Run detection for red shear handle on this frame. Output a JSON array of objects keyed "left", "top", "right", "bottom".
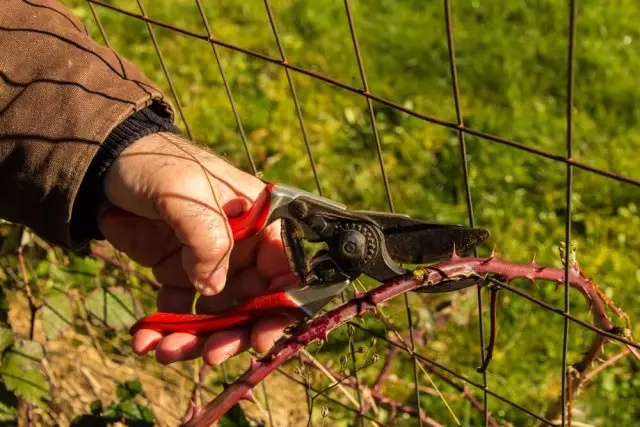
[
  {"left": 129, "top": 290, "right": 306, "bottom": 336},
  {"left": 228, "top": 182, "right": 276, "bottom": 240}
]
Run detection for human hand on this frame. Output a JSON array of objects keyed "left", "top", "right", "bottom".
[{"left": 98, "top": 132, "right": 297, "bottom": 365}]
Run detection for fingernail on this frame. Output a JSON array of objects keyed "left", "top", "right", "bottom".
[
  {"left": 209, "top": 268, "right": 228, "bottom": 291},
  {"left": 194, "top": 280, "right": 212, "bottom": 296},
  {"left": 207, "top": 350, "right": 233, "bottom": 367},
  {"left": 156, "top": 352, "right": 175, "bottom": 365},
  {"left": 136, "top": 336, "right": 161, "bottom": 354},
  {"left": 218, "top": 352, "right": 234, "bottom": 365},
  {"left": 196, "top": 269, "right": 227, "bottom": 296}
]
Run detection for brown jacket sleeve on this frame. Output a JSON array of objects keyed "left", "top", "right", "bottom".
[{"left": 0, "top": 0, "right": 174, "bottom": 247}]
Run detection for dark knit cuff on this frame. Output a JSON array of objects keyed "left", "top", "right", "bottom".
[{"left": 70, "top": 103, "right": 180, "bottom": 244}]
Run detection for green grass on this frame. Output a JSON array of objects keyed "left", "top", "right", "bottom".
[{"left": 45, "top": 0, "right": 640, "bottom": 425}]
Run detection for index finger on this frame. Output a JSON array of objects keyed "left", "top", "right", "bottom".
[{"left": 154, "top": 176, "right": 233, "bottom": 296}]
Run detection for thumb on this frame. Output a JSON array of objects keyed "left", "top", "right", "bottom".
[{"left": 154, "top": 178, "right": 234, "bottom": 296}]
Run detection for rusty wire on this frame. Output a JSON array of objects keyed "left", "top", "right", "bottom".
[
  {"left": 561, "top": 2, "right": 579, "bottom": 425},
  {"left": 441, "top": 0, "right": 489, "bottom": 424},
  {"left": 84, "top": 1, "right": 637, "bottom": 426},
  {"left": 87, "top": 0, "right": 640, "bottom": 189}
]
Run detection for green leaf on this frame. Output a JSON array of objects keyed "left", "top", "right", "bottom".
[
  {"left": 35, "top": 260, "right": 49, "bottom": 277},
  {"left": 0, "top": 225, "right": 23, "bottom": 257},
  {"left": 64, "top": 254, "right": 104, "bottom": 288},
  {"left": 42, "top": 289, "right": 73, "bottom": 340},
  {"left": 102, "top": 403, "right": 121, "bottom": 422},
  {"left": 120, "top": 401, "right": 155, "bottom": 426},
  {"left": 85, "top": 287, "right": 138, "bottom": 330},
  {"left": 1, "top": 363, "right": 50, "bottom": 406},
  {"left": 90, "top": 399, "right": 103, "bottom": 415},
  {"left": 6, "top": 340, "right": 44, "bottom": 364},
  {"left": 220, "top": 403, "right": 252, "bottom": 427},
  {"left": 0, "top": 288, "right": 9, "bottom": 324},
  {"left": 70, "top": 414, "right": 107, "bottom": 427},
  {"left": 69, "top": 254, "right": 103, "bottom": 276},
  {"left": 47, "top": 263, "right": 69, "bottom": 284},
  {"left": 0, "top": 382, "right": 18, "bottom": 423},
  {"left": 116, "top": 380, "right": 142, "bottom": 402},
  {"left": 0, "top": 400, "right": 17, "bottom": 423},
  {"left": 0, "top": 327, "right": 13, "bottom": 354},
  {"left": 0, "top": 340, "right": 49, "bottom": 406}
]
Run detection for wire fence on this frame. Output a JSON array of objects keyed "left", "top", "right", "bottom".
[{"left": 82, "top": 1, "right": 640, "bottom": 426}]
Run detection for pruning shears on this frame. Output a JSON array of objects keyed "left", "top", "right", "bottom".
[{"left": 130, "top": 183, "right": 489, "bottom": 336}]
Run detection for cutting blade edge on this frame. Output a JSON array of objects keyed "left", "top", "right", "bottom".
[
  {"left": 286, "top": 280, "right": 351, "bottom": 316},
  {"left": 383, "top": 225, "right": 489, "bottom": 264}
]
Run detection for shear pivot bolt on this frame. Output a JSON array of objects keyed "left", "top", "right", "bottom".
[
  {"left": 343, "top": 241, "right": 356, "bottom": 254},
  {"left": 338, "top": 231, "right": 366, "bottom": 263}
]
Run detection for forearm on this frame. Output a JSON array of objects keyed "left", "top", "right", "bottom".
[{"left": 0, "top": 0, "right": 173, "bottom": 247}]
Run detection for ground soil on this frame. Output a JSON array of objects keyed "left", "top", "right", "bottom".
[{"left": 8, "top": 293, "right": 309, "bottom": 426}]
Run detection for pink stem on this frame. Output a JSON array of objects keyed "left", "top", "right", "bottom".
[
  {"left": 369, "top": 388, "right": 442, "bottom": 427},
  {"left": 181, "top": 365, "right": 210, "bottom": 424},
  {"left": 543, "top": 329, "right": 635, "bottom": 422},
  {"left": 181, "top": 255, "right": 629, "bottom": 426},
  {"left": 17, "top": 246, "right": 36, "bottom": 427},
  {"left": 581, "top": 348, "right": 631, "bottom": 385},
  {"left": 372, "top": 346, "right": 400, "bottom": 390}
]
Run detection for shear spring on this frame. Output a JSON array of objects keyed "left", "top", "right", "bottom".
[{"left": 281, "top": 218, "right": 309, "bottom": 285}]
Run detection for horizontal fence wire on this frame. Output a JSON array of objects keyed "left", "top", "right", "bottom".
[
  {"left": 340, "top": 2, "right": 421, "bottom": 426},
  {"left": 493, "top": 278, "right": 640, "bottom": 351},
  {"left": 85, "top": 1, "right": 640, "bottom": 426},
  {"left": 87, "top": 0, "right": 640, "bottom": 189}
]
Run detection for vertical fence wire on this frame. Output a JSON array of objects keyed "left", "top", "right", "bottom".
[
  {"left": 441, "top": 2, "right": 488, "bottom": 425},
  {"left": 134, "top": 0, "right": 193, "bottom": 140},
  {"left": 298, "top": 353, "right": 313, "bottom": 426},
  {"left": 261, "top": 2, "right": 322, "bottom": 416},
  {"left": 561, "top": 1, "right": 578, "bottom": 425},
  {"left": 85, "top": 2, "right": 136, "bottom": 90},
  {"left": 342, "top": 0, "right": 420, "bottom": 423},
  {"left": 342, "top": 0, "right": 395, "bottom": 212},
  {"left": 342, "top": 1, "right": 422, "bottom": 425},
  {"left": 192, "top": 0, "right": 272, "bottom": 421},
  {"left": 347, "top": 330, "right": 364, "bottom": 425},
  {"left": 263, "top": 0, "right": 323, "bottom": 195},
  {"left": 194, "top": 0, "right": 257, "bottom": 175},
  {"left": 86, "top": 1, "right": 110, "bottom": 47}
]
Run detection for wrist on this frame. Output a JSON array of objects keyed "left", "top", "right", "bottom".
[{"left": 70, "top": 105, "right": 180, "bottom": 245}]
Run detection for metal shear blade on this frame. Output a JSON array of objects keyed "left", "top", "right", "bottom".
[
  {"left": 361, "top": 212, "right": 490, "bottom": 264},
  {"left": 286, "top": 280, "right": 351, "bottom": 316}
]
